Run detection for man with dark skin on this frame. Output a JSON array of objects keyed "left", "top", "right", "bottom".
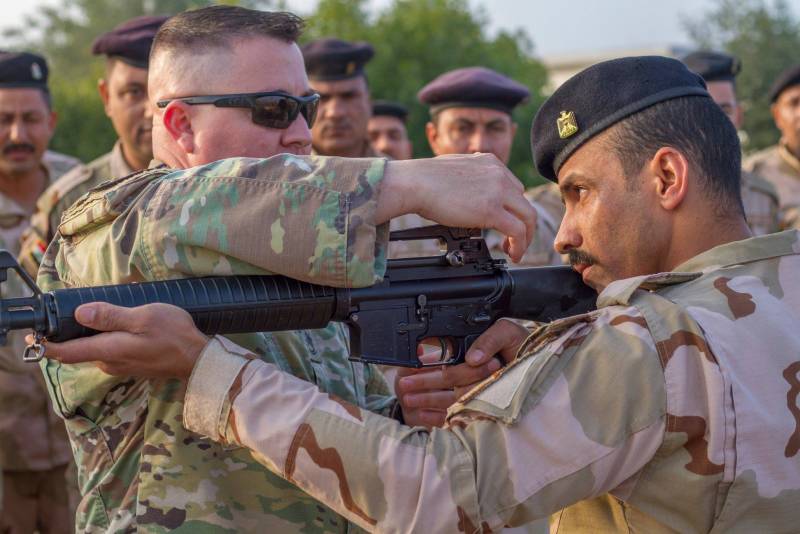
[
  {"left": 37, "top": 56, "right": 800, "bottom": 532},
  {"left": 302, "top": 38, "right": 380, "bottom": 157},
  {"left": 19, "top": 15, "right": 168, "bottom": 277},
  {"left": 744, "top": 63, "right": 800, "bottom": 230},
  {"left": 367, "top": 100, "right": 412, "bottom": 160}
]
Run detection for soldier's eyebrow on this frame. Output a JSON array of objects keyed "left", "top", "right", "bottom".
[{"left": 558, "top": 171, "right": 591, "bottom": 194}]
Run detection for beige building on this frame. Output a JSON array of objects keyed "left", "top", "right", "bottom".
[{"left": 541, "top": 45, "right": 689, "bottom": 92}]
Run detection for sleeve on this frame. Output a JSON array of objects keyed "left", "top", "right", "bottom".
[
  {"left": 183, "top": 306, "right": 668, "bottom": 532},
  {"left": 138, "top": 155, "right": 390, "bottom": 287}
]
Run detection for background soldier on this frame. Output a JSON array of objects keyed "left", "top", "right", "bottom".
[
  {"left": 744, "top": 63, "right": 800, "bottom": 229},
  {"left": 19, "top": 15, "right": 168, "bottom": 277},
  {"left": 368, "top": 100, "right": 412, "bottom": 160},
  {"left": 302, "top": 38, "right": 381, "bottom": 157},
  {"left": 0, "top": 50, "right": 78, "bottom": 534},
  {"left": 392, "top": 66, "right": 562, "bottom": 267},
  {"left": 683, "top": 50, "right": 781, "bottom": 235}
]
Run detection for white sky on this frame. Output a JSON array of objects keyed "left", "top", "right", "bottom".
[{"left": 2, "top": 0, "right": 800, "bottom": 58}]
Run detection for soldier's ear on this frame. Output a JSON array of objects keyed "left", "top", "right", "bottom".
[
  {"left": 98, "top": 78, "right": 111, "bottom": 116},
  {"left": 425, "top": 121, "right": 439, "bottom": 153},
  {"left": 162, "top": 101, "right": 196, "bottom": 154},
  {"left": 648, "top": 146, "right": 689, "bottom": 212}
]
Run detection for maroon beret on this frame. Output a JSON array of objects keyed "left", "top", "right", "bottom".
[
  {"left": 302, "top": 38, "right": 374, "bottom": 82},
  {"left": 418, "top": 67, "right": 530, "bottom": 115},
  {"left": 92, "top": 15, "right": 170, "bottom": 69},
  {"left": 0, "top": 51, "right": 48, "bottom": 89}
]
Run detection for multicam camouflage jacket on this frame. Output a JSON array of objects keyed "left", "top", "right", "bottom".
[
  {"left": 20, "top": 141, "right": 134, "bottom": 278},
  {"left": 184, "top": 230, "right": 800, "bottom": 533},
  {"left": 37, "top": 155, "right": 399, "bottom": 532},
  {"left": 744, "top": 143, "right": 800, "bottom": 230}
]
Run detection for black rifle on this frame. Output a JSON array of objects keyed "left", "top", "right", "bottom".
[{"left": 0, "top": 225, "right": 596, "bottom": 367}]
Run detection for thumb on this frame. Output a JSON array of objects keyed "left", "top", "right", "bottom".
[{"left": 75, "top": 302, "right": 136, "bottom": 333}]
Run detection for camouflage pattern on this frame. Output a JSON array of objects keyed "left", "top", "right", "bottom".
[
  {"left": 37, "top": 155, "right": 399, "bottom": 532},
  {"left": 740, "top": 170, "right": 781, "bottom": 236},
  {"left": 0, "top": 149, "right": 78, "bottom": 531},
  {"left": 0, "top": 149, "right": 77, "bottom": 472},
  {"left": 20, "top": 141, "right": 133, "bottom": 278},
  {"left": 390, "top": 183, "right": 564, "bottom": 266},
  {"left": 744, "top": 144, "right": 800, "bottom": 230},
  {"left": 185, "top": 230, "right": 800, "bottom": 532},
  {"left": 311, "top": 141, "right": 382, "bottom": 159}
]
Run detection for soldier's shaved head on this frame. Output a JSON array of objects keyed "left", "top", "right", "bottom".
[{"left": 148, "top": 5, "right": 313, "bottom": 169}]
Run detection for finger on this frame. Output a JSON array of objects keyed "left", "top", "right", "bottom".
[
  {"left": 44, "top": 332, "right": 127, "bottom": 365},
  {"left": 491, "top": 212, "right": 527, "bottom": 262},
  {"left": 504, "top": 194, "right": 537, "bottom": 255},
  {"left": 466, "top": 320, "right": 528, "bottom": 366},
  {"left": 397, "top": 369, "right": 446, "bottom": 392},
  {"left": 402, "top": 390, "right": 456, "bottom": 410},
  {"left": 74, "top": 302, "right": 141, "bottom": 333},
  {"left": 440, "top": 357, "right": 502, "bottom": 388}
]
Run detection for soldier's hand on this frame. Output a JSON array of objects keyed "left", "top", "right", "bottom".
[
  {"left": 28, "top": 302, "right": 208, "bottom": 379},
  {"left": 379, "top": 153, "right": 537, "bottom": 262},
  {"left": 396, "top": 343, "right": 503, "bottom": 428},
  {"left": 465, "top": 318, "right": 531, "bottom": 370}
]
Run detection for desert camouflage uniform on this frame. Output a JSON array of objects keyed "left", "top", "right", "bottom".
[
  {"left": 390, "top": 184, "right": 564, "bottom": 266},
  {"left": 0, "top": 150, "right": 79, "bottom": 532},
  {"left": 740, "top": 170, "right": 780, "bottom": 236},
  {"left": 744, "top": 143, "right": 800, "bottom": 230},
  {"left": 19, "top": 141, "right": 134, "bottom": 278},
  {"left": 37, "top": 155, "right": 398, "bottom": 532},
  {"left": 184, "top": 230, "right": 800, "bottom": 532}
]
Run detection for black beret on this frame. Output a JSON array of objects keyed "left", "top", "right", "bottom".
[
  {"left": 372, "top": 100, "right": 408, "bottom": 122},
  {"left": 0, "top": 51, "right": 48, "bottom": 89},
  {"left": 302, "top": 38, "right": 374, "bottom": 81},
  {"left": 92, "top": 15, "right": 170, "bottom": 69},
  {"left": 418, "top": 67, "right": 529, "bottom": 114},
  {"left": 768, "top": 63, "right": 800, "bottom": 103},
  {"left": 682, "top": 50, "right": 740, "bottom": 82},
  {"left": 531, "top": 56, "right": 710, "bottom": 182}
]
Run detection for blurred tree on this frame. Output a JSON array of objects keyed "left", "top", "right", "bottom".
[
  {"left": 301, "top": 0, "right": 547, "bottom": 185},
  {"left": 2, "top": 0, "right": 277, "bottom": 161},
  {"left": 684, "top": 0, "right": 800, "bottom": 152}
]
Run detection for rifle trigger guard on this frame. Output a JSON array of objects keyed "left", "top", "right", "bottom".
[{"left": 23, "top": 333, "right": 45, "bottom": 363}]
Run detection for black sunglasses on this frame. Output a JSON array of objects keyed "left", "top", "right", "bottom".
[{"left": 156, "top": 91, "right": 320, "bottom": 129}]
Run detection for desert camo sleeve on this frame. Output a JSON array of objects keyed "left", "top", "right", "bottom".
[{"left": 184, "top": 305, "right": 669, "bottom": 532}]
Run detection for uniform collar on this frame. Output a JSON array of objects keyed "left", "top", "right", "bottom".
[
  {"left": 110, "top": 141, "right": 136, "bottom": 177},
  {"left": 778, "top": 141, "right": 800, "bottom": 175},
  {"left": 598, "top": 231, "right": 800, "bottom": 307}
]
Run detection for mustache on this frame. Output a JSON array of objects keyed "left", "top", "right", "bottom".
[
  {"left": 3, "top": 143, "right": 35, "bottom": 155},
  {"left": 568, "top": 249, "right": 598, "bottom": 267}
]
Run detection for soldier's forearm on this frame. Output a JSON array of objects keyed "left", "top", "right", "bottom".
[{"left": 183, "top": 336, "right": 484, "bottom": 533}]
